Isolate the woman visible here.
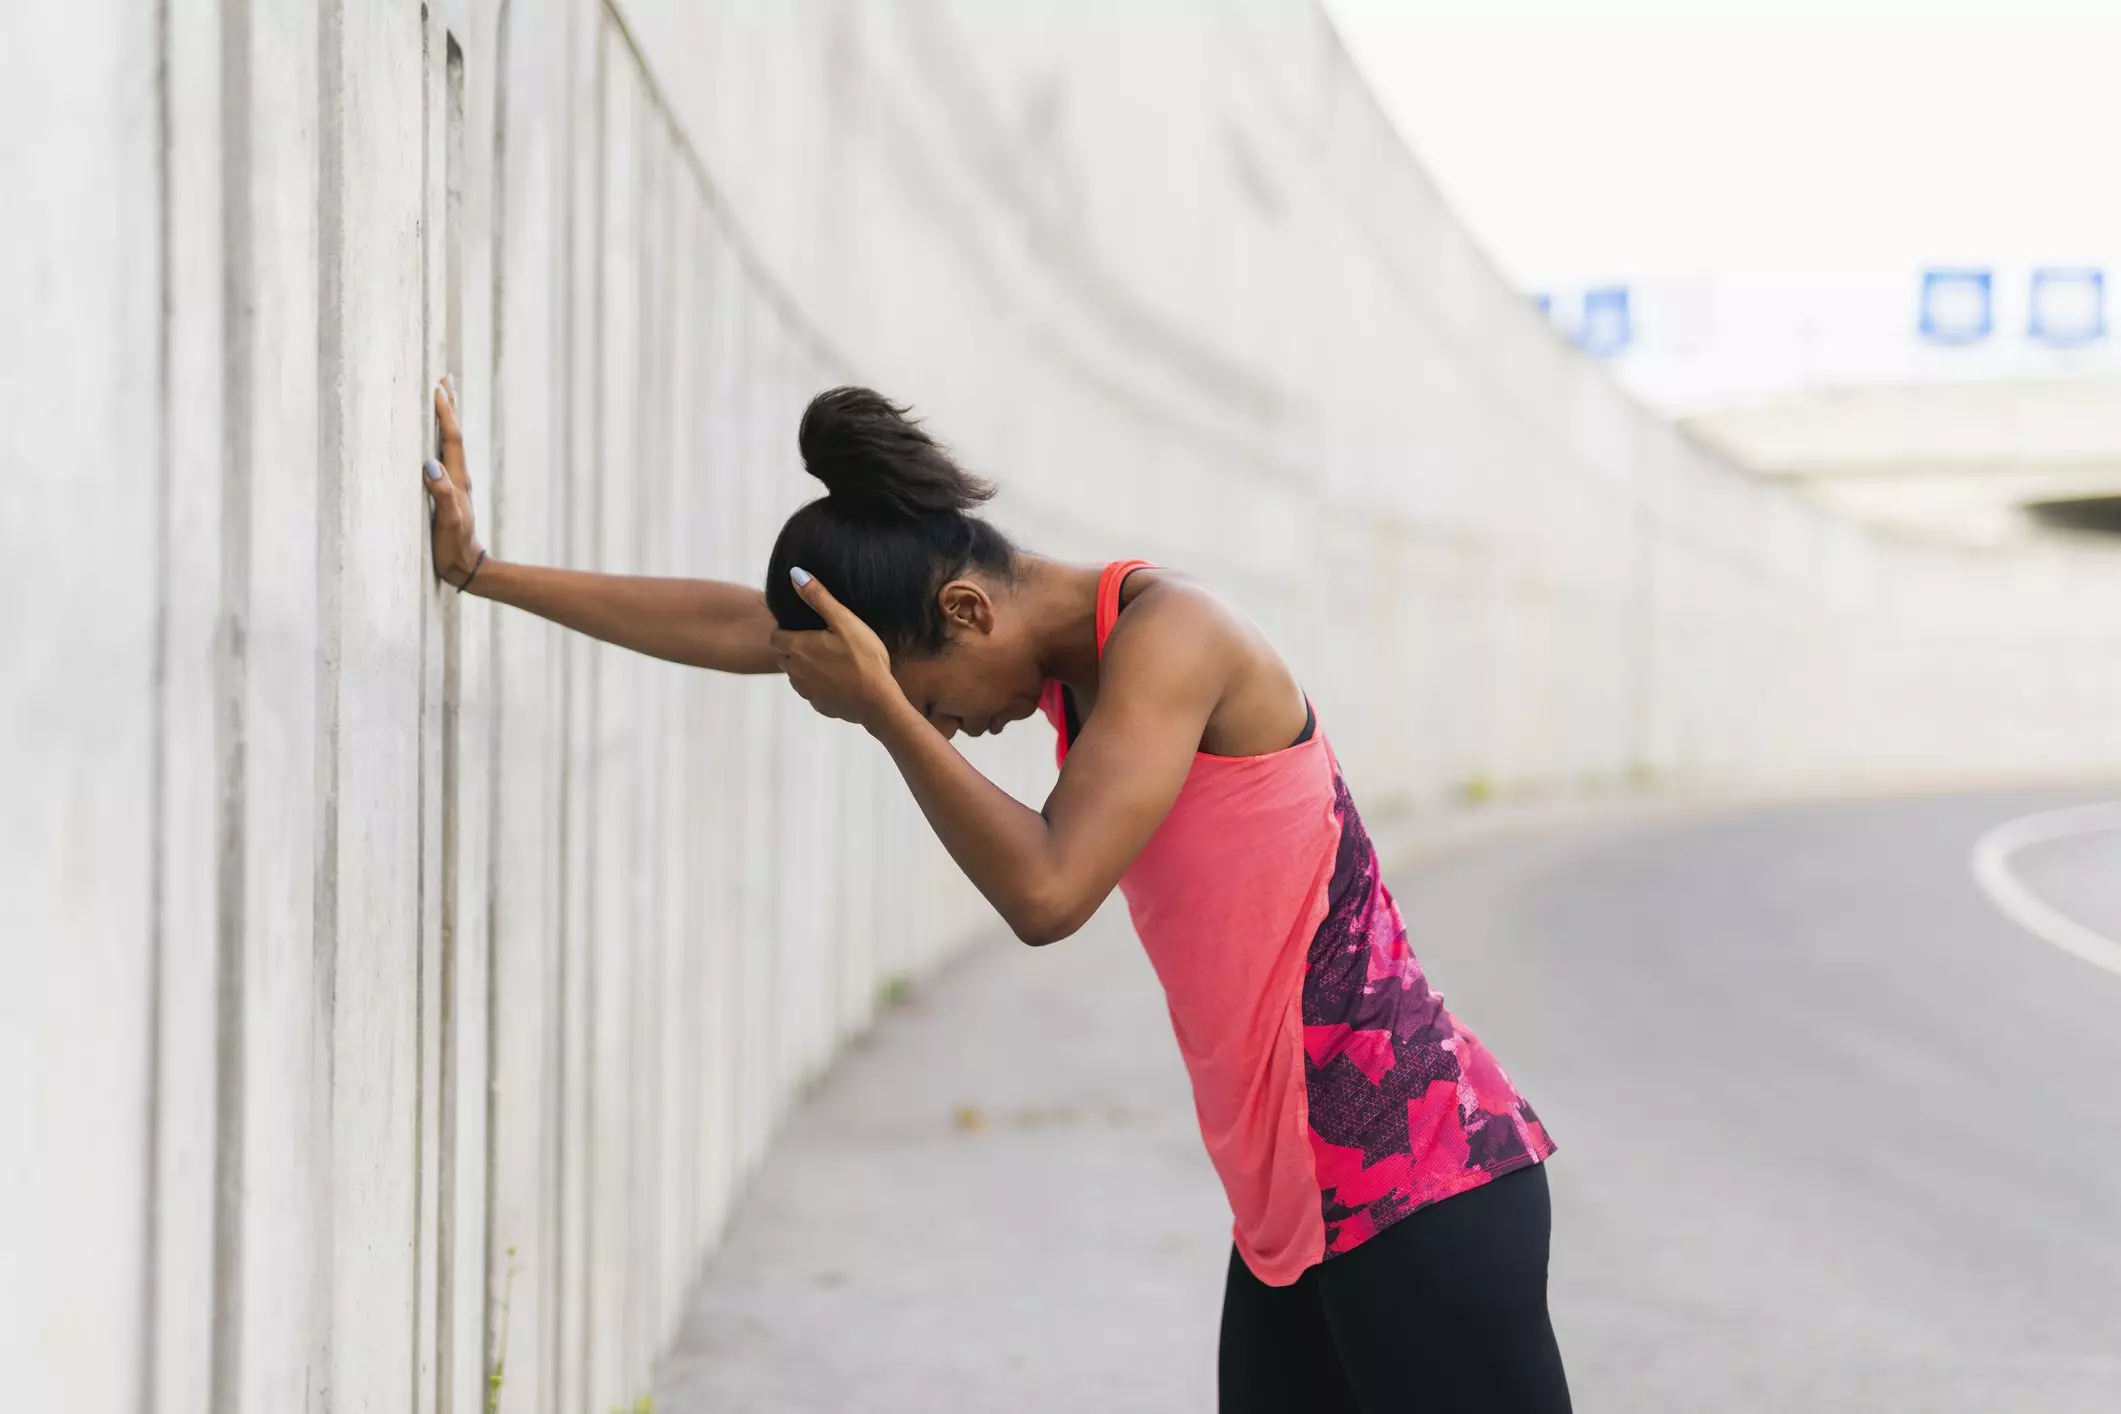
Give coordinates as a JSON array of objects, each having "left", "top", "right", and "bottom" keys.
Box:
[{"left": 423, "top": 380, "right": 1571, "bottom": 1411}]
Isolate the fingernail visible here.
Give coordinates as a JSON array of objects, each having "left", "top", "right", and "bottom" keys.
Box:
[
  {"left": 442, "top": 374, "right": 456, "bottom": 406},
  {"left": 424, "top": 458, "right": 444, "bottom": 482},
  {"left": 790, "top": 566, "right": 813, "bottom": 587}
]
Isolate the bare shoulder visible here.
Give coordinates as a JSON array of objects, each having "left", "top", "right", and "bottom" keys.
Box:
[
  {"left": 1101, "top": 570, "right": 1253, "bottom": 678},
  {"left": 1097, "top": 567, "right": 1306, "bottom": 753}
]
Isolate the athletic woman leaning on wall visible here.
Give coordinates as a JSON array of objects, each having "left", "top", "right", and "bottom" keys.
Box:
[{"left": 422, "top": 379, "right": 1572, "bottom": 1412}]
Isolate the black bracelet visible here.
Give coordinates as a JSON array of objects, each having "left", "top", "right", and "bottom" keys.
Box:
[{"left": 459, "top": 549, "right": 487, "bottom": 593}]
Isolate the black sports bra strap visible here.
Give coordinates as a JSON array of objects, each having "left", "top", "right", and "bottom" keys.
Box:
[{"left": 1291, "top": 698, "right": 1316, "bottom": 748}]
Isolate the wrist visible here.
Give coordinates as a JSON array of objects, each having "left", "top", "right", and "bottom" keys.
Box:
[
  {"left": 862, "top": 688, "right": 927, "bottom": 742},
  {"left": 460, "top": 549, "right": 496, "bottom": 596}
]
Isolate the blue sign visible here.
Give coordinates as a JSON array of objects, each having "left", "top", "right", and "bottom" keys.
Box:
[
  {"left": 2028, "top": 267, "right": 2105, "bottom": 346},
  {"left": 1919, "top": 268, "right": 1992, "bottom": 344},
  {"left": 1578, "top": 286, "right": 1633, "bottom": 357}
]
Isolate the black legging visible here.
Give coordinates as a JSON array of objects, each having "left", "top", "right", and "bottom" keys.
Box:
[{"left": 1218, "top": 1163, "right": 1572, "bottom": 1413}]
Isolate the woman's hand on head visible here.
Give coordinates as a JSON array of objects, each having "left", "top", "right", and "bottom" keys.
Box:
[
  {"left": 771, "top": 570, "right": 903, "bottom": 729},
  {"left": 421, "top": 377, "right": 486, "bottom": 587}
]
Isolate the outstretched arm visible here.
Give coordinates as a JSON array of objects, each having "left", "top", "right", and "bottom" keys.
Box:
[
  {"left": 465, "top": 562, "right": 781, "bottom": 674},
  {"left": 422, "top": 380, "right": 779, "bottom": 674},
  {"left": 773, "top": 569, "right": 1225, "bottom": 944}
]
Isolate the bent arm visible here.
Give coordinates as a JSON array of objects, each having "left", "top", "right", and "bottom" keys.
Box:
[
  {"left": 858, "top": 599, "right": 1223, "bottom": 944},
  {"left": 469, "top": 561, "right": 780, "bottom": 674}
]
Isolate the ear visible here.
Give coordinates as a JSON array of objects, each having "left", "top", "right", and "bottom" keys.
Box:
[{"left": 936, "top": 578, "right": 996, "bottom": 637}]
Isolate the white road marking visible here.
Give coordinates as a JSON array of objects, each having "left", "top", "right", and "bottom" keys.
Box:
[{"left": 1971, "top": 801, "right": 2121, "bottom": 979}]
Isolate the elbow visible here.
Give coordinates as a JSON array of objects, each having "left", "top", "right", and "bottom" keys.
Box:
[{"left": 1007, "top": 891, "right": 1089, "bottom": 948}]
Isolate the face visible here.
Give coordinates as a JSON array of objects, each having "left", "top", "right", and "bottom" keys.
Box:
[{"left": 891, "top": 578, "right": 1047, "bottom": 740}]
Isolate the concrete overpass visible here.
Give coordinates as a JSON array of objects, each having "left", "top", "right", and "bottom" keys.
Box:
[
  {"left": 6, "top": 3, "right": 2120, "bottom": 1411},
  {"left": 1681, "top": 377, "right": 2121, "bottom": 547}
]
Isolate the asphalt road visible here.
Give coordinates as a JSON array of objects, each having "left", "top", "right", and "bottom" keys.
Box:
[{"left": 659, "top": 787, "right": 2121, "bottom": 1412}]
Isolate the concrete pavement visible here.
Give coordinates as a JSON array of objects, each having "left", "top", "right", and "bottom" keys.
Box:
[
  {"left": 659, "top": 788, "right": 2121, "bottom": 1412},
  {"left": 657, "top": 892, "right": 1227, "bottom": 1413}
]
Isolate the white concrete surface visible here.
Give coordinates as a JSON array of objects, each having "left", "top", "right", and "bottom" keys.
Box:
[{"left": 5, "top": 3, "right": 2121, "bottom": 1414}]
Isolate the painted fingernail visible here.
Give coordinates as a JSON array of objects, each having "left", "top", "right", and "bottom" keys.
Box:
[
  {"left": 790, "top": 566, "right": 813, "bottom": 587},
  {"left": 424, "top": 458, "right": 444, "bottom": 482}
]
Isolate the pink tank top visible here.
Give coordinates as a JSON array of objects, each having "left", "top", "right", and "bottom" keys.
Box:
[{"left": 1041, "top": 562, "right": 1554, "bottom": 1285}]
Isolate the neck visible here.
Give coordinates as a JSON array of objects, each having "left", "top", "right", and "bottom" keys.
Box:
[{"left": 1015, "top": 555, "right": 1106, "bottom": 693}]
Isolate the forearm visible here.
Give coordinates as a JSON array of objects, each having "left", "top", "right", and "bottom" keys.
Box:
[
  {"left": 470, "top": 558, "right": 780, "bottom": 674},
  {"left": 866, "top": 699, "right": 1088, "bottom": 944}
]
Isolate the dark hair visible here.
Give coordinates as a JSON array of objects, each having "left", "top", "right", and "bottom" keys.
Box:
[{"left": 765, "top": 387, "right": 1016, "bottom": 655}]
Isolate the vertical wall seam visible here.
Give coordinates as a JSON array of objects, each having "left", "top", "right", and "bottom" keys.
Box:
[
  {"left": 207, "top": 0, "right": 254, "bottom": 1410},
  {"left": 544, "top": 6, "right": 580, "bottom": 1408},
  {"left": 412, "top": 9, "right": 435, "bottom": 1414},
  {"left": 576, "top": 18, "right": 609, "bottom": 1408},
  {"left": 480, "top": 7, "right": 514, "bottom": 1411},
  {"left": 436, "top": 30, "right": 467, "bottom": 1414},
  {"left": 311, "top": 1, "right": 348, "bottom": 1408},
  {"left": 622, "top": 81, "right": 652, "bottom": 1383},
  {"left": 141, "top": 1, "right": 175, "bottom": 1409}
]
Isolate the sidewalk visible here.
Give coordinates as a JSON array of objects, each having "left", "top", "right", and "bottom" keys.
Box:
[{"left": 657, "top": 896, "right": 1227, "bottom": 1412}]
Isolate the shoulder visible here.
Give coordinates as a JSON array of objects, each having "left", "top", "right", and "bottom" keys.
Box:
[{"left": 1100, "top": 571, "right": 1247, "bottom": 686}]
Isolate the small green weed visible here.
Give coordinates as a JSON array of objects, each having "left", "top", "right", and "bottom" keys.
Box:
[{"left": 487, "top": 1246, "right": 520, "bottom": 1414}]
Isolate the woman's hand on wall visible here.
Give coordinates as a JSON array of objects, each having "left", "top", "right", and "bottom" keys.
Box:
[
  {"left": 421, "top": 377, "right": 486, "bottom": 588},
  {"left": 771, "top": 569, "right": 903, "bottom": 728}
]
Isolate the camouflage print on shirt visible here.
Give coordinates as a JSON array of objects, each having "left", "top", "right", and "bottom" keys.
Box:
[{"left": 1300, "top": 771, "right": 1556, "bottom": 1256}]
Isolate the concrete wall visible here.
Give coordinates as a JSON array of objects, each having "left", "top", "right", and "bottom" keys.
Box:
[{"left": 6, "top": 3, "right": 2120, "bottom": 1413}]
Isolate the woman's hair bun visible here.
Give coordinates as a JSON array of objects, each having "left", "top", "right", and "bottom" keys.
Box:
[{"left": 798, "top": 387, "right": 994, "bottom": 517}]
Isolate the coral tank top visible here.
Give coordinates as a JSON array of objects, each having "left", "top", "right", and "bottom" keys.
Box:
[{"left": 1039, "top": 562, "right": 1554, "bottom": 1285}]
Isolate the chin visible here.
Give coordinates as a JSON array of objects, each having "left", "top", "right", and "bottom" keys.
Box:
[{"left": 968, "top": 701, "right": 1039, "bottom": 739}]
